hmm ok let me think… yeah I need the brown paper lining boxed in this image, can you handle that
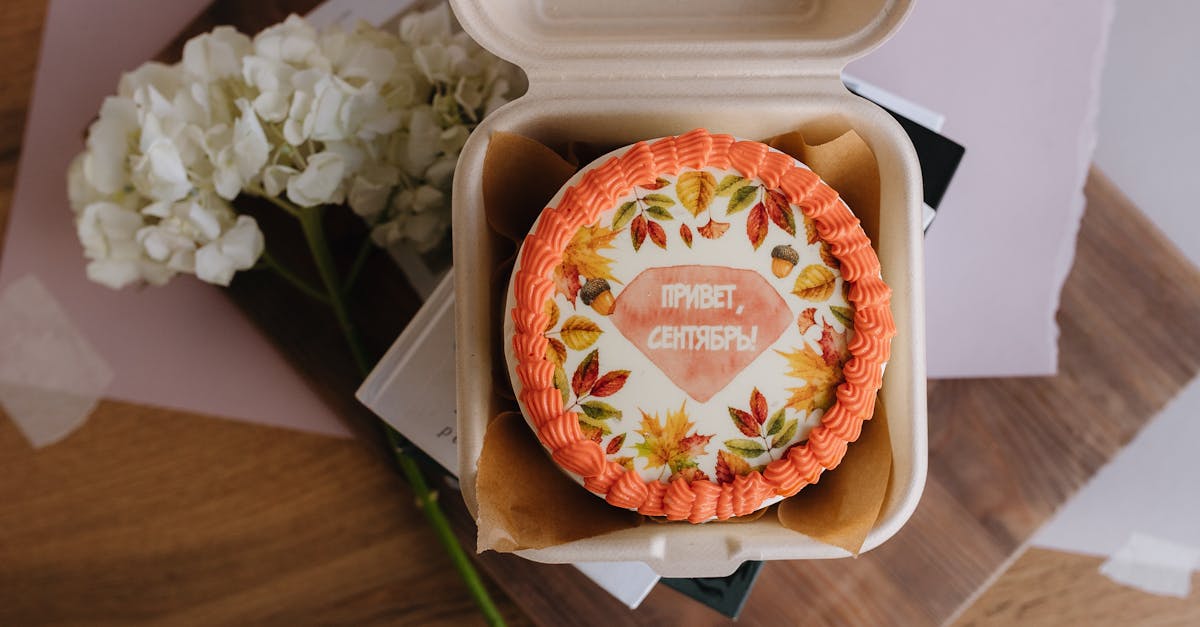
[474,126,892,555]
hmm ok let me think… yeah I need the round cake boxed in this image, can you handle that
[503,128,894,523]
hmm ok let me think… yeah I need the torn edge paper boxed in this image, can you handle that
[0,274,114,447]
[1099,532,1200,599]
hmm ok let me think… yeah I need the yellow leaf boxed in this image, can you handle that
[792,264,837,302]
[545,337,567,365]
[560,315,603,350]
[544,299,560,331]
[634,402,713,473]
[676,171,717,217]
[819,241,839,269]
[776,345,843,412]
[555,223,621,302]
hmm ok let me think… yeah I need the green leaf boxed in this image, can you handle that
[644,205,674,221]
[766,408,787,436]
[612,201,637,230]
[578,414,613,436]
[580,400,621,420]
[715,174,747,196]
[553,365,570,405]
[724,439,767,459]
[771,418,800,449]
[642,193,676,207]
[830,305,855,329]
[726,184,758,215]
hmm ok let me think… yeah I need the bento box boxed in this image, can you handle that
[451,0,926,577]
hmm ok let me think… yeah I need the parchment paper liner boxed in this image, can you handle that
[474,126,892,556]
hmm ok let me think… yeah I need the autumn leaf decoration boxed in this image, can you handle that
[634,402,714,481]
[829,305,855,329]
[614,179,676,251]
[715,176,802,250]
[719,388,800,476]
[543,313,603,369]
[677,170,729,242]
[792,264,837,302]
[554,223,621,304]
[797,307,817,334]
[715,450,752,484]
[776,322,850,413]
[551,347,630,443]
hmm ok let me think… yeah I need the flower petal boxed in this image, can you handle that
[286,151,344,207]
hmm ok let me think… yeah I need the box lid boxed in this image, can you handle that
[451,0,913,82]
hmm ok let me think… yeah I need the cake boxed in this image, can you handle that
[503,129,894,523]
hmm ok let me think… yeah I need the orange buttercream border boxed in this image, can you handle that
[510,128,895,524]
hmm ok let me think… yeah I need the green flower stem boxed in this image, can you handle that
[387,428,506,627]
[342,235,374,295]
[293,203,505,627]
[258,250,329,304]
[297,205,372,375]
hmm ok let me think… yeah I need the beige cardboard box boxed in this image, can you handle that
[451,0,926,577]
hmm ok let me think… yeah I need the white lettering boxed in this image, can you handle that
[659,283,737,310]
[646,325,759,352]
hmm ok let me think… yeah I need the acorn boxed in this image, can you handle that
[770,244,799,278]
[581,278,615,315]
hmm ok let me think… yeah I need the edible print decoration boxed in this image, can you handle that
[506,130,894,522]
[610,266,791,403]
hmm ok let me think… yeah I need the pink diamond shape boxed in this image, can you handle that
[609,266,792,403]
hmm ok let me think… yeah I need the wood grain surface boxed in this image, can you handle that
[955,548,1200,627]
[3,1,1200,625]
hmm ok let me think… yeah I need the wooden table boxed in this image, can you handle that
[3,1,1200,625]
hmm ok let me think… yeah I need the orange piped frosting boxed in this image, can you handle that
[607,469,650,509]
[638,481,668,517]
[553,439,607,477]
[664,476,697,521]
[715,484,735,520]
[506,129,893,522]
[688,482,721,524]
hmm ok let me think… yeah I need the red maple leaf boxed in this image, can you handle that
[764,189,795,236]
[729,407,760,437]
[746,202,768,249]
[750,388,767,424]
[591,370,630,397]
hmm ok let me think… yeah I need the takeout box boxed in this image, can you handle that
[450,0,927,577]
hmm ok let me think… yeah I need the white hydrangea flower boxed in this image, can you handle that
[287,151,345,207]
[211,100,270,199]
[195,215,265,285]
[131,131,192,202]
[183,26,252,81]
[398,3,453,46]
[82,97,139,195]
[69,7,522,288]
[254,14,321,65]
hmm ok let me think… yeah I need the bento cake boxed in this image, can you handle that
[504,129,894,522]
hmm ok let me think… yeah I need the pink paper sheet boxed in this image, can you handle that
[848,0,1113,377]
[0,0,350,437]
